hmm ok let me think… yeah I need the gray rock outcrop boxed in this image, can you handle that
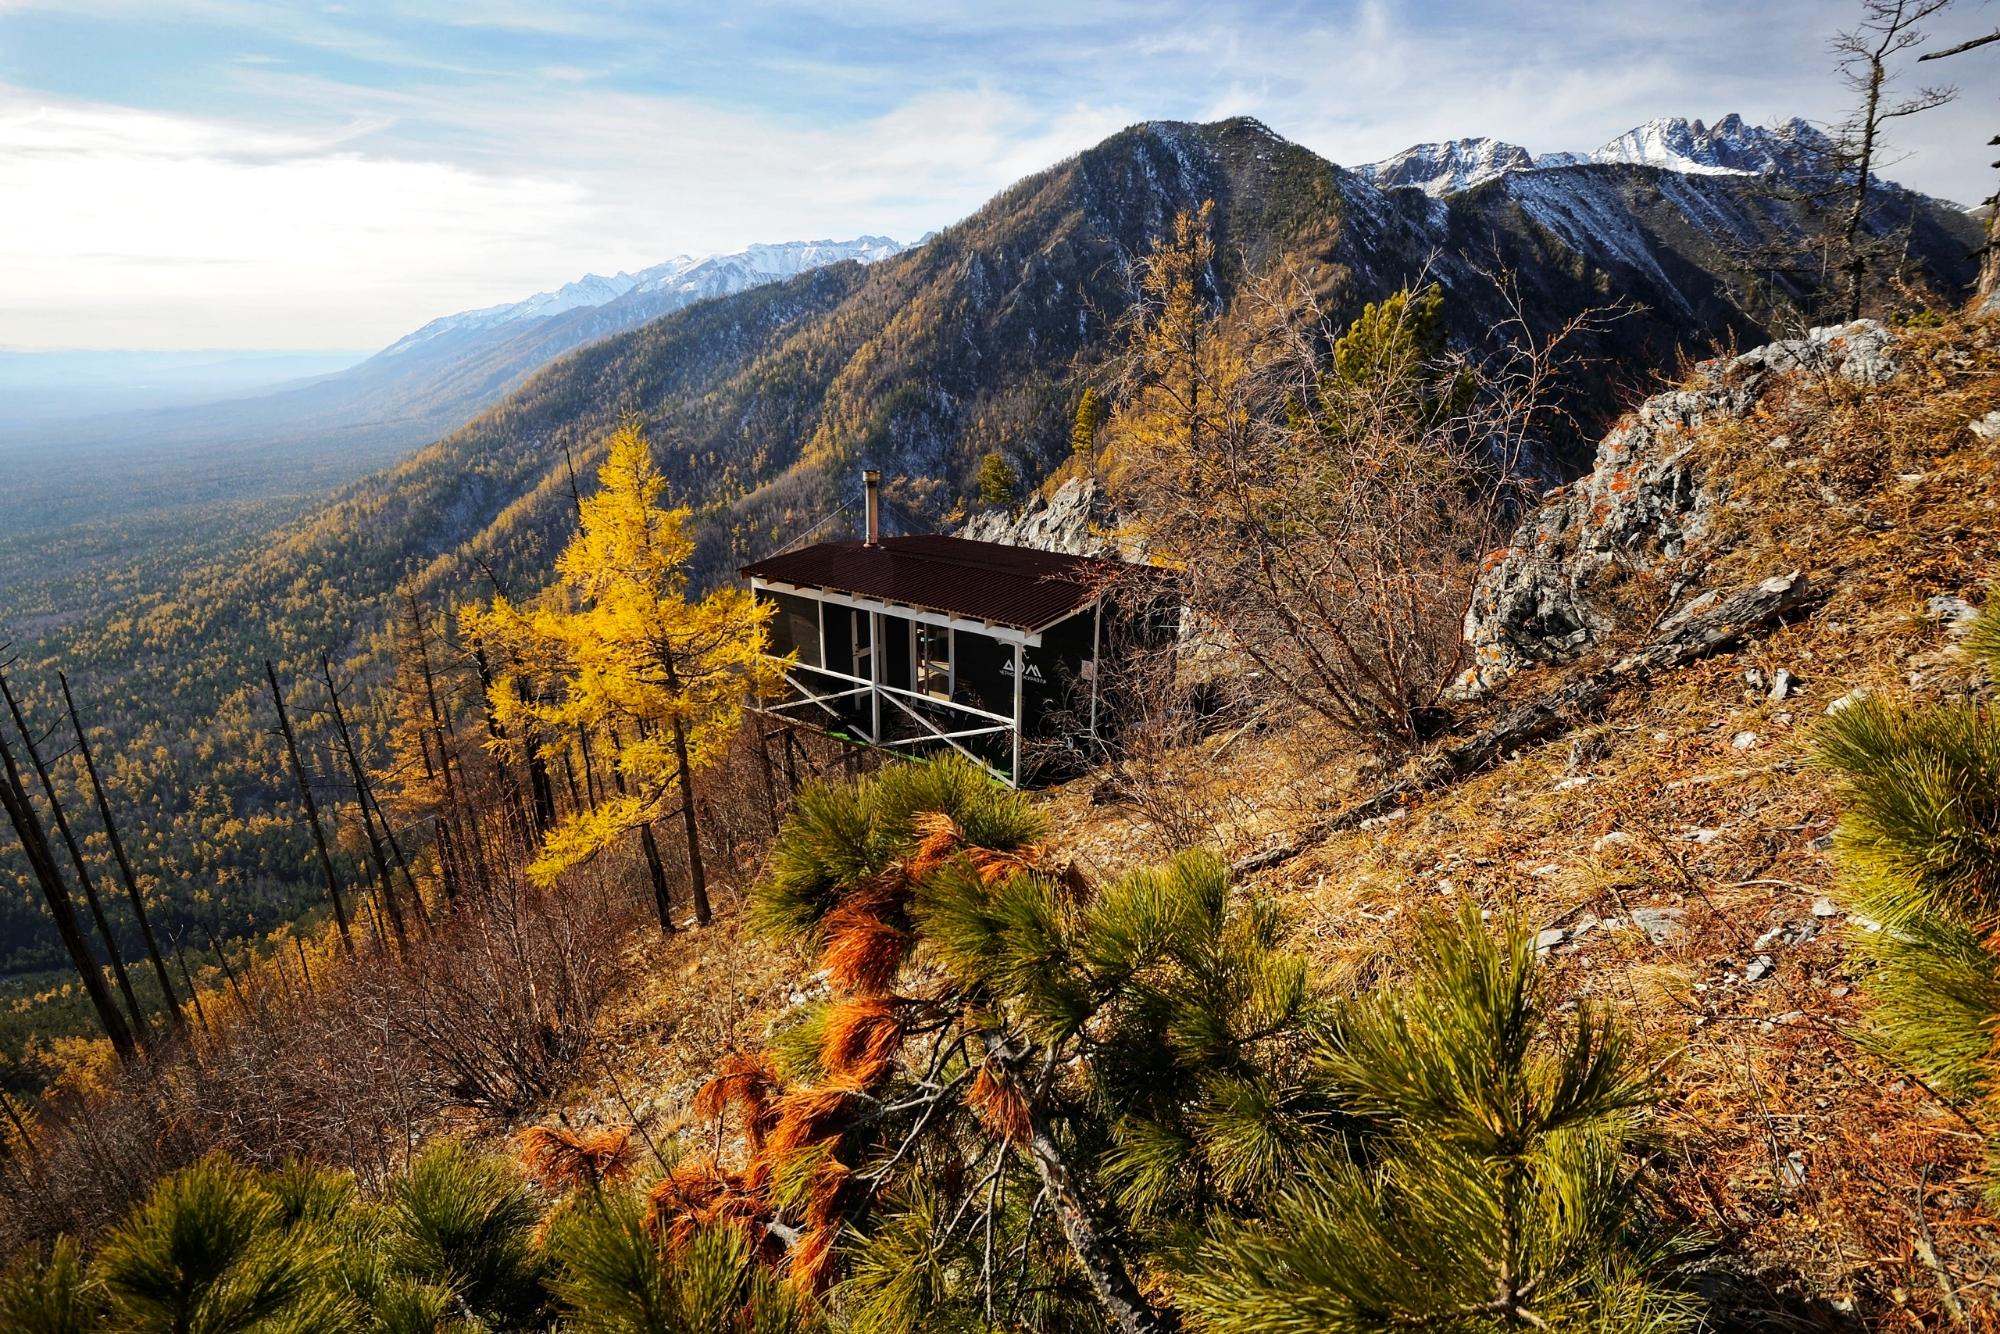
[960,476,1115,555]
[1459,321,1897,693]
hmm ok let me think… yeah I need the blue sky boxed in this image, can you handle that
[2,0,1995,350]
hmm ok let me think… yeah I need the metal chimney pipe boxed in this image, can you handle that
[864,469,882,546]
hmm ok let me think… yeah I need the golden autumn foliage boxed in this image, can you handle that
[463,424,785,890]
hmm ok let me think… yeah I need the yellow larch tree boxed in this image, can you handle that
[468,423,782,929]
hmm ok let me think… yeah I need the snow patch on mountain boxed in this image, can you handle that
[382,236,905,358]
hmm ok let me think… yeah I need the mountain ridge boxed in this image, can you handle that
[1359,113,1846,198]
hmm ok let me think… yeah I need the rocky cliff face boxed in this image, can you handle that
[959,477,1113,555]
[1459,320,1903,694]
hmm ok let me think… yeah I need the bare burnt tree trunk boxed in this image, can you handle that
[366,780,425,933]
[650,644,713,927]
[468,642,533,846]
[174,945,210,1032]
[59,673,182,1034]
[0,729,136,1060]
[266,661,353,955]
[607,728,676,934]
[414,730,462,909]
[322,658,405,949]
[406,596,490,901]
[202,922,249,1011]
[0,670,148,1044]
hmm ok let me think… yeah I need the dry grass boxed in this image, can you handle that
[1034,311,2000,1327]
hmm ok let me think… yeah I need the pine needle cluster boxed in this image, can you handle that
[0,1137,819,1334]
[1183,908,1700,1333]
[1815,595,2000,1146]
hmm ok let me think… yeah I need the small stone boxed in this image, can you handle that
[1754,920,1818,950]
[1745,954,1776,982]
[1529,863,1562,878]
[1767,433,1792,450]
[1592,831,1632,853]
[1925,594,1980,630]
[1768,669,1796,701]
[1733,731,1759,750]
[1682,827,1720,844]
[1743,667,1768,692]
[1811,896,1840,918]
[1826,688,1871,716]
[1969,410,2000,442]
[1629,907,1685,945]
[1534,927,1568,954]
[1554,775,1592,791]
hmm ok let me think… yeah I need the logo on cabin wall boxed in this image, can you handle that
[999,656,1047,684]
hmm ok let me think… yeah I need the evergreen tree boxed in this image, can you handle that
[1815,595,2000,1141]
[1109,200,1237,495]
[976,451,1019,508]
[545,1193,818,1334]
[1069,388,1102,462]
[678,758,1324,1334]
[466,423,782,925]
[0,1237,101,1334]
[94,1154,354,1333]
[1184,909,1700,1333]
[1321,283,1473,437]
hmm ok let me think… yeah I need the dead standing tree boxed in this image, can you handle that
[266,661,354,956]
[1115,255,1604,754]
[0,667,149,1045]
[60,672,183,1035]
[0,708,136,1061]
[1831,0,1958,321]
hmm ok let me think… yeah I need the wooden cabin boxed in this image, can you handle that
[740,472,1169,787]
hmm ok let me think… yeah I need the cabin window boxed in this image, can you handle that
[914,622,952,699]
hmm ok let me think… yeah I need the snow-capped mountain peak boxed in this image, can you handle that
[1356,137,1536,197]
[1356,115,1840,199]
[1589,115,1834,177]
[381,236,906,359]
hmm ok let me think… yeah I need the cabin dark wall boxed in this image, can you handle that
[767,591,822,667]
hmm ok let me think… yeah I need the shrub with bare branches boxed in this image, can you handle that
[1111,249,1602,753]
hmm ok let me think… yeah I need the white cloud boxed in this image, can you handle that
[4,0,1995,350]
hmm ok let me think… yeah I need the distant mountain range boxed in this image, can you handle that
[267,113,1980,619]
[1358,114,1847,198]
[379,238,905,359]
[0,236,906,533]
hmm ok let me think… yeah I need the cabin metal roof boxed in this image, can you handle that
[740,535,1126,633]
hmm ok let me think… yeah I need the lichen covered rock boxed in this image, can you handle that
[1460,321,1897,693]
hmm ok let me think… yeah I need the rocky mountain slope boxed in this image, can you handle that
[1023,310,2000,1325]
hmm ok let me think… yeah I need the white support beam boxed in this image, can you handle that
[1011,641,1024,789]
[1088,595,1102,744]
